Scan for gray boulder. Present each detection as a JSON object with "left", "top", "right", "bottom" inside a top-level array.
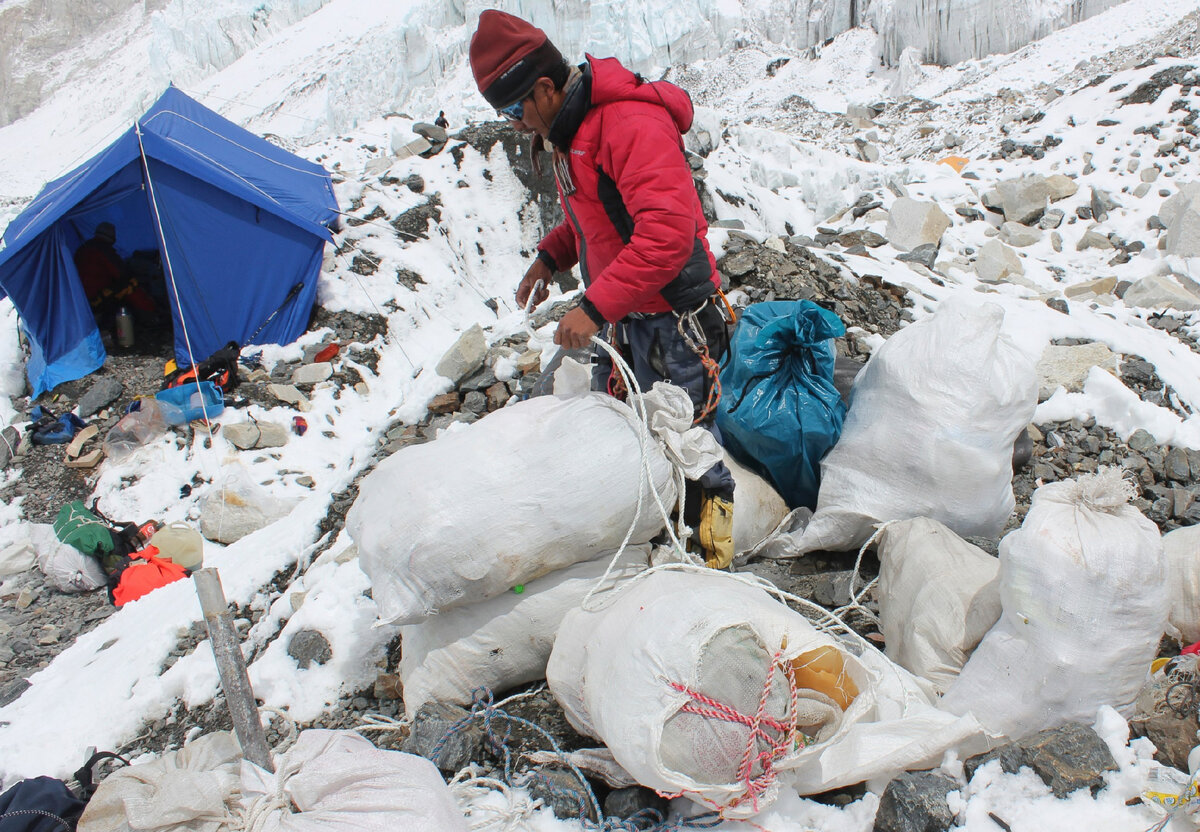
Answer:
[
  {"left": 974, "top": 239, "right": 1024, "bottom": 283},
  {"left": 435, "top": 324, "right": 488, "bottom": 384},
  {"left": 77, "top": 377, "right": 123, "bottom": 418},
  {"left": 402, "top": 702, "right": 485, "bottom": 771},
  {"left": 1123, "top": 272, "right": 1200, "bottom": 310},
  {"left": 999, "top": 222, "right": 1041, "bottom": 247},
  {"left": 287, "top": 629, "right": 331, "bottom": 669},
  {"left": 995, "top": 175, "right": 1050, "bottom": 225},
  {"left": 1035, "top": 343, "right": 1118, "bottom": 401},
  {"left": 963, "top": 722, "right": 1117, "bottom": 798},
  {"left": 885, "top": 198, "right": 950, "bottom": 251},
  {"left": 873, "top": 771, "right": 958, "bottom": 832}
]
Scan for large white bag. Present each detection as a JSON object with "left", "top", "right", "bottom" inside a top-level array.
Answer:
[
  {"left": 1164, "top": 525, "right": 1200, "bottom": 644},
  {"left": 547, "top": 570, "right": 981, "bottom": 816},
  {"left": 239, "top": 729, "right": 467, "bottom": 831},
  {"left": 30, "top": 522, "right": 108, "bottom": 592},
  {"left": 876, "top": 518, "right": 1001, "bottom": 693},
  {"left": 725, "top": 452, "right": 790, "bottom": 554},
  {"left": 399, "top": 546, "right": 651, "bottom": 714},
  {"left": 942, "top": 469, "right": 1167, "bottom": 741},
  {"left": 78, "top": 732, "right": 242, "bottom": 832},
  {"left": 347, "top": 385, "right": 719, "bottom": 625},
  {"left": 783, "top": 298, "right": 1037, "bottom": 555}
]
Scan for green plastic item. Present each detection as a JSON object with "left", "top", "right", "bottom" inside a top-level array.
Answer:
[{"left": 512, "top": 584, "right": 525, "bottom": 594}]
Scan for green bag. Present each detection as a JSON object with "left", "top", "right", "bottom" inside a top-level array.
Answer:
[{"left": 54, "top": 501, "right": 113, "bottom": 557}]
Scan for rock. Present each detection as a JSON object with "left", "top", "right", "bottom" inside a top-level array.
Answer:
[
  {"left": 838, "top": 229, "right": 887, "bottom": 248},
  {"left": 956, "top": 206, "right": 984, "bottom": 222},
  {"left": 1046, "top": 298, "right": 1069, "bottom": 315},
  {"left": 1132, "top": 711, "right": 1198, "bottom": 772},
  {"left": 1045, "top": 174, "right": 1079, "bottom": 202},
  {"left": 516, "top": 349, "right": 542, "bottom": 374},
  {"left": 1166, "top": 199, "right": 1200, "bottom": 258},
  {"left": 896, "top": 243, "right": 938, "bottom": 269},
  {"left": 885, "top": 198, "right": 950, "bottom": 251},
  {"left": 412, "top": 122, "right": 448, "bottom": 145},
  {"left": 486, "top": 382, "right": 510, "bottom": 410},
  {"left": 224, "top": 421, "right": 289, "bottom": 450},
  {"left": 995, "top": 175, "right": 1050, "bottom": 224},
  {"left": 462, "top": 391, "right": 488, "bottom": 414},
  {"left": 943, "top": 132, "right": 963, "bottom": 149},
  {"left": 1000, "top": 222, "right": 1042, "bottom": 247},
  {"left": 1134, "top": 182, "right": 1153, "bottom": 198},
  {"left": 199, "top": 476, "right": 296, "bottom": 544},
  {"left": 1141, "top": 167, "right": 1161, "bottom": 183},
  {"left": 77, "top": 377, "right": 124, "bottom": 418},
  {"left": 287, "top": 629, "right": 332, "bottom": 669},
  {"left": 1063, "top": 276, "right": 1118, "bottom": 300},
  {"left": 435, "top": 324, "right": 488, "bottom": 384},
  {"left": 1039, "top": 209, "right": 1064, "bottom": 229},
  {"left": 374, "top": 672, "right": 403, "bottom": 700},
  {"left": 711, "top": 218, "right": 747, "bottom": 230},
  {"left": 403, "top": 173, "right": 425, "bottom": 193},
  {"left": 402, "top": 702, "right": 486, "bottom": 771},
  {"left": 811, "top": 570, "right": 857, "bottom": 607},
  {"left": 1036, "top": 343, "right": 1118, "bottom": 401},
  {"left": 965, "top": 723, "right": 1116, "bottom": 798},
  {"left": 1122, "top": 272, "right": 1200, "bottom": 311},
  {"left": 427, "top": 392, "right": 460, "bottom": 415},
  {"left": 291, "top": 362, "right": 333, "bottom": 385},
  {"left": 1090, "top": 187, "right": 1118, "bottom": 223},
  {"left": 1076, "top": 228, "right": 1115, "bottom": 251},
  {"left": 974, "top": 239, "right": 1024, "bottom": 283},
  {"left": 526, "top": 768, "right": 596, "bottom": 821},
  {"left": 873, "top": 770, "right": 958, "bottom": 832},
  {"left": 1128, "top": 429, "right": 1158, "bottom": 454},
  {"left": 0, "top": 677, "right": 30, "bottom": 708},
  {"left": 604, "top": 786, "right": 669, "bottom": 823},
  {"left": 720, "top": 249, "right": 756, "bottom": 275},
  {"left": 267, "top": 384, "right": 311, "bottom": 412},
  {"left": 1159, "top": 183, "right": 1200, "bottom": 227},
  {"left": 1051, "top": 231, "right": 1063, "bottom": 253}
]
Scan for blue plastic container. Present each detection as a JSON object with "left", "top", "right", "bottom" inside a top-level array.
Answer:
[{"left": 155, "top": 381, "right": 225, "bottom": 425}]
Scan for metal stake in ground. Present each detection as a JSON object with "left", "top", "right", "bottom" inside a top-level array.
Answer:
[{"left": 194, "top": 568, "right": 274, "bottom": 772}]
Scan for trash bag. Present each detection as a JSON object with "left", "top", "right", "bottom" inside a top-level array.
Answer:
[
  {"left": 199, "top": 465, "right": 297, "bottom": 545},
  {"left": 725, "top": 451, "right": 790, "bottom": 555},
  {"left": 716, "top": 300, "right": 846, "bottom": 510},
  {"left": 238, "top": 730, "right": 467, "bottom": 831},
  {"left": 781, "top": 298, "right": 1037, "bottom": 556},
  {"left": 876, "top": 518, "right": 1001, "bottom": 693},
  {"left": 942, "top": 469, "right": 1168, "bottom": 741},
  {"left": 1164, "top": 525, "right": 1200, "bottom": 644},
  {"left": 347, "top": 384, "right": 719, "bottom": 625},
  {"left": 103, "top": 400, "right": 168, "bottom": 463},
  {"left": 78, "top": 731, "right": 241, "bottom": 832},
  {"left": 0, "top": 776, "right": 87, "bottom": 832},
  {"left": 547, "top": 569, "right": 982, "bottom": 816},
  {"left": 399, "top": 545, "right": 651, "bottom": 715},
  {"left": 31, "top": 522, "right": 107, "bottom": 592}
]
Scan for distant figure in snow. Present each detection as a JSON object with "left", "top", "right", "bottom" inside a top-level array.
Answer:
[
  {"left": 434, "top": 110, "right": 449, "bottom": 129},
  {"left": 74, "top": 221, "right": 158, "bottom": 328},
  {"left": 468, "top": 10, "right": 736, "bottom": 569}
]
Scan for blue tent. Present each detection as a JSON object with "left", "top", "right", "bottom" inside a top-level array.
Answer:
[{"left": 0, "top": 87, "right": 339, "bottom": 395}]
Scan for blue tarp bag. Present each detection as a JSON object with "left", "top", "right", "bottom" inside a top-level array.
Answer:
[
  {"left": 154, "top": 381, "right": 224, "bottom": 425},
  {"left": 716, "top": 300, "right": 847, "bottom": 510}
]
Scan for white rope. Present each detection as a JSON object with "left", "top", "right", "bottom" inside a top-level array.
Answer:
[
  {"left": 831, "top": 521, "right": 894, "bottom": 627},
  {"left": 450, "top": 766, "right": 542, "bottom": 832},
  {"left": 136, "top": 122, "right": 215, "bottom": 435},
  {"left": 353, "top": 712, "right": 411, "bottom": 734}
]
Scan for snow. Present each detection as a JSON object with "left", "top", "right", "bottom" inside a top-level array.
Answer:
[{"left": 2, "top": 0, "right": 1200, "bottom": 829}]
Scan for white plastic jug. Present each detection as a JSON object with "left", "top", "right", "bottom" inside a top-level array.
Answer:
[{"left": 150, "top": 523, "right": 204, "bottom": 569}]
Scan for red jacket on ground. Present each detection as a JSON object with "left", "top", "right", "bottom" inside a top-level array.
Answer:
[{"left": 537, "top": 55, "right": 719, "bottom": 323}]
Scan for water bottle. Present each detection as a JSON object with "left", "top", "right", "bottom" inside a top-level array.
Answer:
[{"left": 115, "top": 306, "right": 134, "bottom": 348}]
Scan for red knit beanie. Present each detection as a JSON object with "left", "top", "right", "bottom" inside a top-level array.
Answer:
[{"left": 470, "top": 10, "right": 564, "bottom": 109}]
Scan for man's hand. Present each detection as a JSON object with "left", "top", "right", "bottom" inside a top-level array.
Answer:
[
  {"left": 554, "top": 307, "right": 601, "bottom": 350},
  {"left": 516, "top": 258, "right": 552, "bottom": 309}
]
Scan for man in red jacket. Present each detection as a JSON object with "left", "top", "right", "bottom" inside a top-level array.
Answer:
[{"left": 470, "top": 10, "right": 735, "bottom": 568}]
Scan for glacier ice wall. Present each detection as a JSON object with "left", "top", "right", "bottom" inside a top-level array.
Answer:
[
  {"left": 0, "top": 0, "right": 332, "bottom": 128},
  {"left": 868, "top": 0, "right": 1128, "bottom": 67}
]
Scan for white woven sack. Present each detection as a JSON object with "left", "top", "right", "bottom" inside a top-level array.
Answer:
[
  {"left": 783, "top": 298, "right": 1036, "bottom": 556},
  {"left": 942, "top": 469, "right": 1167, "bottom": 741},
  {"left": 548, "top": 570, "right": 981, "bottom": 816},
  {"left": 348, "top": 385, "right": 719, "bottom": 625},
  {"left": 1164, "top": 525, "right": 1200, "bottom": 644},
  {"left": 31, "top": 522, "right": 107, "bottom": 592},
  {"left": 876, "top": 518, "right": 1001, "bottom": 693},
  {"left": 399, "top": 545, "right": 651, "bottom": 714},
  {"left": 78, "top": 731, "right": 242, "bottom": 832},
  {"left": 725, "top": 452, "right": 790, "bottom": 554},
  {"left": 239, "top": 729, "right": 466, "bottom": 831}
]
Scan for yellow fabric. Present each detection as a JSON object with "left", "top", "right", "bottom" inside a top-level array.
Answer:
[{"left": 699, "top": 494, "right": 734, "bottom": 569}]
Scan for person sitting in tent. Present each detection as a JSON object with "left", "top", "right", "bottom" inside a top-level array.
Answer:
[{"left": 74, "top": 222, "right": 158, "bottom": 327}]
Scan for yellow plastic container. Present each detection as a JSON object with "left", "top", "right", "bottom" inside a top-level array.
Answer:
[{"left": 150, "top": 523, "right": 204, "bottom": 569}]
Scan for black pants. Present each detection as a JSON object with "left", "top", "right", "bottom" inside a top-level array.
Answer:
[{"left": 591, "top": 301, "right": 735, "bottom": 500}]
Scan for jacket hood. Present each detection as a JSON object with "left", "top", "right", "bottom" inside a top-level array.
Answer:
[{"left": 586, "top": 55, "right": 694, "bottom": 134}]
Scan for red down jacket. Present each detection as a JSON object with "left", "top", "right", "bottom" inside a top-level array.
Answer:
[{"left": 536, "top": 55, "right": 719, "bottom": 323}]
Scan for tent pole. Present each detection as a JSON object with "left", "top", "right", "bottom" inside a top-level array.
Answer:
[{"left": 136, "top": 122, "right": 214, "bottom": 433}]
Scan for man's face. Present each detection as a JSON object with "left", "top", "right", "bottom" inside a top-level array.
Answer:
[{"left": 500, "top": 78, "right": 557, "bottom": 139}]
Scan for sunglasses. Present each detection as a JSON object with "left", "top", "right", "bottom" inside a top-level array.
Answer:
[{"left": 498, "top": 99, "right": 525, "bottom": 121}]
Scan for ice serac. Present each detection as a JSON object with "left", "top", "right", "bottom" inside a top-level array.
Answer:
[{"left": 869, "top": 0, "right": 1128, "bottom": 67}]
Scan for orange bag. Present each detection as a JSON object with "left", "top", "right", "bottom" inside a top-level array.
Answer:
[{"left": 111, "top": 545, "right": 189, "bottom": 607}]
